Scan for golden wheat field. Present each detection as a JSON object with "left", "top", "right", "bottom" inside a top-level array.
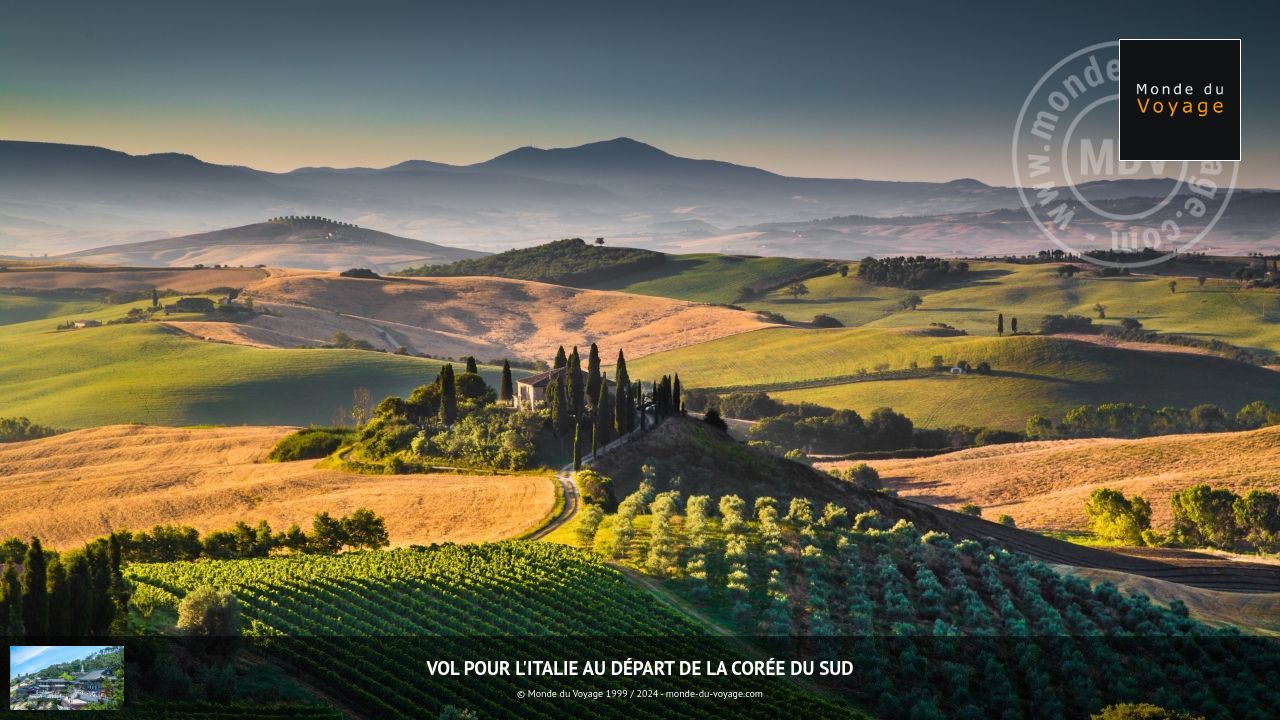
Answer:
[
  {"left": 817, "top": 426, "right": 1280, "bottom": 531},
  {"left": 170, "top": 270, "right": 776, "bottom": 362},
  {"left": 0, "top": 425, "right": 555, "bottom": 548}
]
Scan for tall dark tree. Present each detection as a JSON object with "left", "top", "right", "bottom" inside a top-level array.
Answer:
[
  {"left": 21, "top": 537, "right": 48, "bottom": 637},
  {"left": 614, "top": 350, "right": 631, "bottom": 435},
  {"left": 567, "top": 347, "right": 585, "bottom": 418},
  {"left": 1011, "top": 317, "right": 1018, "bottom": 334},
  {"left": 88, "top": 544, "right": 113, "bottom": 636},
  {"left": 586, "top": 344, "right": 602, "bottom": 409},
  {"left": 553, "top": 346, "right": 567, "bottom": 369},
  {"left": 151, "top": 287, "right": 159, "bottom": 308},
  {"left": 548, "top": 374, "right": 571, "bottom": 436},
  {"left": 593, "top": 373, "right": 612, "bottom": 454},
  {"left": 499, "top": 360, "right": 514, "bottom": 404},
  {"left": 66, "top": 552, "right": 92, "bottom": 637},
  {"left": 997, "top": 313, "right": 1004, "bottom": 336},
  {"left": 46, "top": 557, "right": 69, "bottom": 636},
  {"left": 673, "top": 374, "right": 683, "bottom": 414},
  {"left": 572, "top": 420, "right": 582, "bottom": 471},
  {"left": 465, "top": 356, "right": 479, "bottom": 374},
  {"left": 438, "top": 364, "right": 457, "bottom": 425},
  {"left": 637, "top": 382, "right": 648, "bottom": 431},
  {"left": 1, "top": 565, "right": 22, "bottom": 636}
]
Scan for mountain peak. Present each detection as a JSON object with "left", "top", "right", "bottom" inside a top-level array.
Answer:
[{"left": 479, "top": 137, "right": 672, "bottom": 167}]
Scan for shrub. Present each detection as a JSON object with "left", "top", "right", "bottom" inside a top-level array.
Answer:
[
  {"left": 974, "top": 428, "right": 1022, "bottom": 446},
  {"left": 575, "top": 470, "right": 615, "bottom": 508},
  {"left": 996, "top": 514, "right": 1016, "bottom": 527},
  {"left": 1085, "top": 488, "right": 1152, "bottom": 544},
  {"left": 177, "top": 586, "right": 241, "bottom": 636},
  {"left": 811, "top": 313, "right": 844, "bottom": 328},
  {"left": 702, "top": 408, "right": 729, "bottom": 432},
  {"left": 957, "top": 504, "right": 982, "bottom": 517},
  {"left": 1039, "top": 314, "right": 1094, "bottom": 334},
  {"left": 267, "top": 427, "right": 353, "bottom": 462}
]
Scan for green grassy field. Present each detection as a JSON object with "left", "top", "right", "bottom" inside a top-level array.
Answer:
[
  {"left": 0, "top": 293, "right": 107, "bottom": 325},
  {"left": 0, "top": 308, "right": 505, "bottom": 428},
  {"left": 631, "top": 327, "right": 1280, "bottom": 429},
  {"left": 586, "top": 253, "right": 829, "bottom": 304},
  {"left": 742, "top": 262, "right": 1280, "bottom": 352}
]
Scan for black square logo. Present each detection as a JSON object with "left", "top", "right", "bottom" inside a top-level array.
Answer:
[{"left": 1119, "top": 39, "right": 1240, "bottom": 161}]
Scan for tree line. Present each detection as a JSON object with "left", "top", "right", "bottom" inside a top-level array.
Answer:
[
  {"left": 856, "top": 256, "right": 970, "bottom": 289},
  {"left": 118, "top": 508, "right": 390, "bottom": 563},
  {"left": 0, "top": 535, "right": 126, "bottom": 638},
  {"left": 1086, "top": 485, "right": 1280, "bottom": 551},
  {"left": 1027, "top": 400, "right": 1280, "bottom": 440}
]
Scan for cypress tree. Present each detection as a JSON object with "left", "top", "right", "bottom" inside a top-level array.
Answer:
[
  {"left": 614, "top": 350, "right": 631, "bottom": 435},
  {"left": 151, "top": 287, "right": 159, "bottom": 308},
  {"left": 638, "top": 382, "right": 648, "bottom": 431},
  {"left": 67, "top": 552, "right": 92, "bottom": 637},
  {"left": 465, "top": 356, "right": 479, "bottom": 374},
  {"left": 673, "top": 374, "right": 682, "bottom": 415},
  {"left": 572, "top": 421, "right": 582, "bottom": 471},
  {"left": 567, "top": 347, "right": 585, "bottom": 419},
  {"left": 548, "top": 374, "right": 571, "bottom": 436},
  {"left": 499, "top": 360, "right": 514, "bottom": 404},
  {"left": 586, "top": 343, "right": 602, "bottom": 409},
  {"left": 1011, "top": 318, "right": 1018, "bottom": 334},
  {"left": 553, "top": 346, "right": 567, "bottom": 369},
  {"left": 997, "top": 313, "right": 1004, "bottom": 336},
  {"left": 2, "top": 565, "right": 22, "bottom": 636},
  {"left": 438, "top": 364, "right": 457, "bottom": 425},
  {"left": 594, "top": 373, "right": 612, "bottom": 452},
  {"left": 21, "top": 537, "right": 48, "bottom": 637},
  {"left": 46, "top": 557, "right": 69, "bottom": 636},
  {"left": 88, "top": 544, "right": 113, "bottom": 637}
]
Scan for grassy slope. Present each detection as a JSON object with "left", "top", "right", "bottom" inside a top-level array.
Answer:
[
  {"left": 585, "top": 253, "right": 829, "bottom": 304},
  {"left": 631, "top": 327, "right": 1280, "bottom": 429},
  {"left": 0, "top": 305, "right": 500, "bottom": 427},
  {"left": 823, "top": 424, "right": 1280, "bottom": 532},
  {"left": 0, "top": 294, "right": 106, "bottom": 324},
  {"left": 745, "top": 262, "right": 1280, "bottom": 352}
]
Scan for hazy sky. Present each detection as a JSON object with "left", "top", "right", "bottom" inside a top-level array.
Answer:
[{"left": 2, "top": 0, "right": 1277, "bottom": 185}]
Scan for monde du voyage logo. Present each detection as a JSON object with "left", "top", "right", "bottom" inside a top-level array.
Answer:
[{"left": 1013, "top": 39, "right": 1242, "bottom": 268}]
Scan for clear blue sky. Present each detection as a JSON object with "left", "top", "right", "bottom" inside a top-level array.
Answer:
[
  {"left": 10, "top": 646, "right": 112, "bottom": 679},
  {"left": 2, "top": 0, "right": 1276, "bottom": 185}
]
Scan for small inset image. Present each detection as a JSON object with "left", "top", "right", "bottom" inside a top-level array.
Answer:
[{"left": 9, "top": 645, "right": 123, "bottom": 711}]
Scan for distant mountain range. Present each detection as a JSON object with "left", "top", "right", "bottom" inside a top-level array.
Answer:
[
  {"left": 1, "top": 138, "right": 1276, "bottom": 260},
  {"left": 59, "top": 218, "right": 486, "bottom": 272}
]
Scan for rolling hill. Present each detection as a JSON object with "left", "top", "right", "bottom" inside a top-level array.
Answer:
[
  {"left": 176, "top": 270, "right": 778, "bottom": 363},
  {"left": 0, "top": 425, "right": 555, "bottom": 548},
  {"left": 629, "top": 327, "right": 1280, "bottom": 429},
  {"left": 0, "top": 306, "right": 497, "bottom": 427},
  {"left": 59, "top": 218, "right": 485, "bottom": 272},
  {"left": 819, "top": 425, "right": 1280, "bottom": 532}
]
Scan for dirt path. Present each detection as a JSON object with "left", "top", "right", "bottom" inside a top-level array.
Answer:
[{"left": 525, "top": 466, "right": 578, "bottom": 540}]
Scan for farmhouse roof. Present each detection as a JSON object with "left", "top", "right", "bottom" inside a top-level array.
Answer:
[
  {"left": 516, "top": 367, "right": 618, "bottom": 389},
  {"left": 516, "top": 368, "right": 563, "bottom": 388}
]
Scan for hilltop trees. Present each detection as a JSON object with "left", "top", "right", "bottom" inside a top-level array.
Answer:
[
  {"left": 858, "top": 256, "right": 969, "bottom": 288},
  {"left": 438, "top": 364, "right": 458, "bottom": 425},
  {"left": 997, "top": 313, "right": 1004, "bottom": 335}
]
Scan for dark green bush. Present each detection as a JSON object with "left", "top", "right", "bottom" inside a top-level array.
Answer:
[{"left": 267, "top": 427, "right": 355, "bottom": 462}]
